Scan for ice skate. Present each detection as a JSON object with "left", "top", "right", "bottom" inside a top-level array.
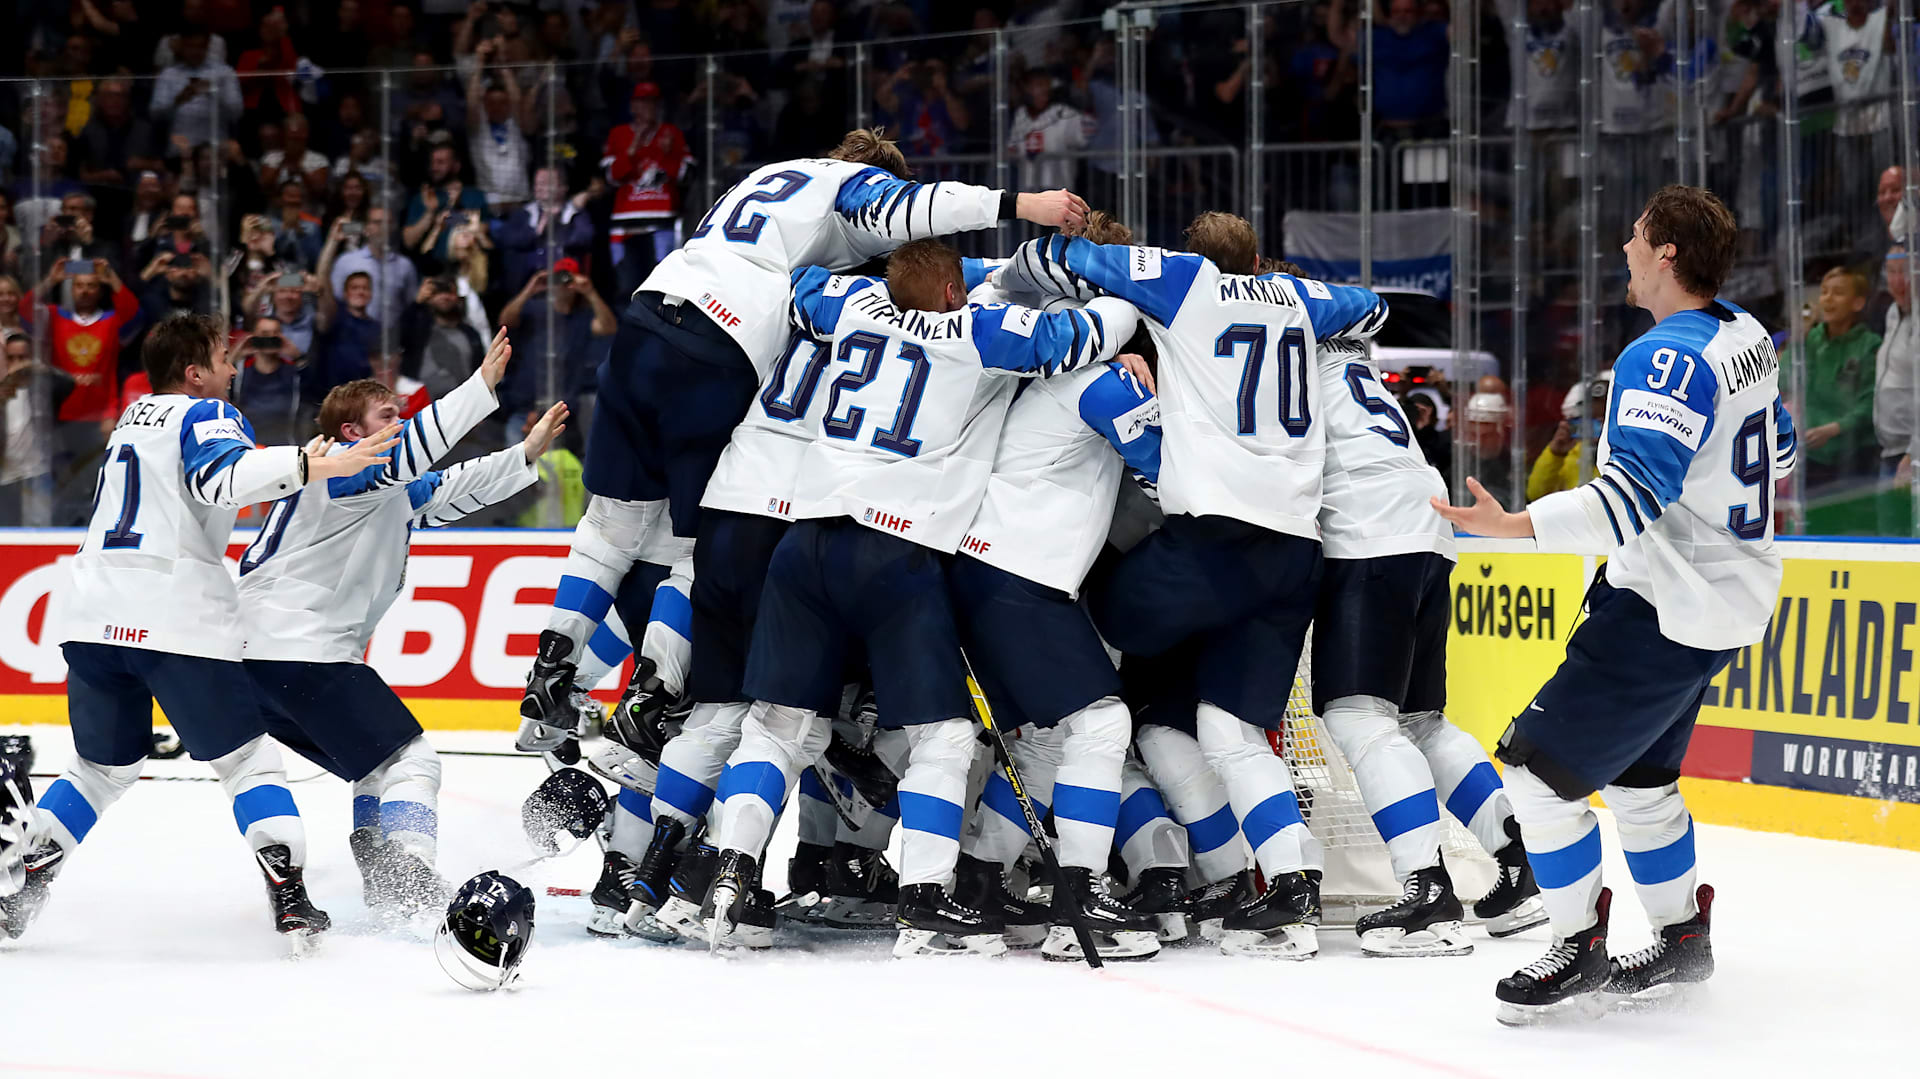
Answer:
[
  {"left": 776, "top": 840, "right": 832, "bottom": 923},
  {"left": 1121, "top": 866, "right": 1193, "bottom": 943},
  {"left": 587, "top": 850, "right": 675, "bottom": 941},
  {"left": 1475, "top": 822, "right": 1548, "bottom": 938},
  {"left": 1606, "top": 884, "right": 1714, "bottom": 1007},
  {"left": 518, "top": 630, "right": 585, "bottom": 757},
  {"left": 605, "top": 657, "right": 683, "bottom": 765},
  {"left": 368, "top": 846, "right": 446, "bottom": 918},
  {"left": 0, "top": 842, "right": 63, "bottom": 941},
  {"left": 700, "top": 850, "right": 773, "bottom": 951},
  {"left": 348, "top": 826, "right": 382, "bottom": 908},
  {"left": 892, "top": 883, "right": 1007, "bottom": 958},
  {"left": 1356, "top": 864, "right": 1473, "bottom": 957},
  {"left": 257, "top": 845, "right": 330, "bottom": 956},
  {"left": 820, "top": 841, "right": 899, "bottom": 929},
  {"left": 1218, "top": 870, "right": 1320, "bottom": 960},
  {"left": 1042, "top": 866, "right": 1161, "bottom": 961},
  {"left": 655, "top": 840, "right": 717, "bottom": 940},
  {"left": 1495, "top": 888, "right": 1613, "bottom": 1026},
  {"left": 1188, "top": 870, "right": 1254, "bottom": 943},
  {"left": 952, "top": 852, "right": 1048, "bottom": 947}
]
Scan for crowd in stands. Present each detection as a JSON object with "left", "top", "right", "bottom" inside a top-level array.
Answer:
[{"left": 0, "top": 0, "right": 1911, "bottom": 533}]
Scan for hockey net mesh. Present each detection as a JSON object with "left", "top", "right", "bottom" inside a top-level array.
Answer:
[{"left": 1273, "top": 636, "right": 1495, "bottom": 923}]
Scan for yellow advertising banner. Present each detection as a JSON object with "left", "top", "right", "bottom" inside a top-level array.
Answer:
[{"left": 1442, "top": 546, "right": 1591, "bottom": 747}]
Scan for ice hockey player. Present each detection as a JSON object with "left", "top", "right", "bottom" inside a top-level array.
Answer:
[
  {"left": 1005, "top": 212, "right": 1377, "bottom": 959},
  {"left": 1434, "top": 186, "right": 1796, "bottom": 1022},
  {"left": 520, "top": 127, "right": 1090, "bottom": 745},
  {"left": 237, "top": 328, "right": 567, "bottom": 915},
  {"left": 3, "top": 314, "right": 397, "bottom": 948},
  {"left": 1251, "top": 257, "right": 1545, "bottom": 955},
  {"left": 702, "top": 240, "right": 1141, "bottom": 958},
  {"left": 945, "top": 213, "right": 1163, "bottom": 960}
]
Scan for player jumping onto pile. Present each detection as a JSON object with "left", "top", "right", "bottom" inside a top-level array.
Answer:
[{"left": 1435, "top": 186, "right": 1797, "bottom": 1022}]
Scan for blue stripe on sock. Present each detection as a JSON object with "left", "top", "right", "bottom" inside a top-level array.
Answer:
[
  {"left": 896, "top": 790, "right": 964, "bottom": 840},
  {"left": 654, "top": 765, "right": 715, "bottom": 820},
  {"left": 651, "top": 585, "right": 692, "bottom": 641},
  {"left": 1370, "top": 789, "right": 1441, "bottom": 842},
  {"left": 1186, "top": 803, "right": 1239, "bottom": 853},
  {"left": 231, "top": 785, "right": 300, "bottom": 835},
  {"left": 1052, "top": 782, "right": 1121, "bottom": 826},
  {"left": 586, "top": 620, "right": 632, "bottom": 667},
  {"left": 1529, "top": 824, "right": 1603, "bottom": 890},
  {"left": 40, "top": 778, "right": 97, "bottom": 844},
  {"left": 798, "top": 768, "right": 830, "bottom": 803},
  {"left": 555, "top": 576, "right": 616, "bottom": 622},
  {"left": 1115, "top": 786, "right": 1170, "bottom": 845},
  {"left": 981, "top": 773, "right": 1042, "bottom": 834},
  {"left": 1240, "top": 791, "right": 1305, "bottom": 854},
  {"left": 617, "top": 786, "right": 653, "bottom": 823},
  {"left": 718, "top": 761, "right": 786, "bottom": 812},
  {"left": 1623, "top": 819, "right": 1696, "bottom": 886},
  {"left": 1445, "top": 761, "right": 1502, "bottom": 826},
  {"left": 381, "top": 800, "right": 437, "bottom": 838},
  {"left": 352, "top": 794, "right": 379, "bottom": 831}
]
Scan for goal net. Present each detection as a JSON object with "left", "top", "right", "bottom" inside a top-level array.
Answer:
[{"left": 1273, "top": 637, "right": 1496, "bottom": 925}]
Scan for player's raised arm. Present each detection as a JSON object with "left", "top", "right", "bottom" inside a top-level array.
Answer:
[
  {"left": 405, "top": 400, "right": 566, "bottom": 527},
  {"left": 1076, "top": 360, "right": 1163, "bottom": 484},
  {"left": 1003, "top": 235, "right": 1203, "bottom": 327},
  {"left": 971, "top": 296, "right": 1142, "bottom": 378},
  {"left": 325, "top": 329, "right": 516, "bottom": 500},
  {"left": 1268, "top": 272, "right": 1391, "bottom": 342},
  {"left": 833, "top": 160, "right": 1086, "bottom": 244},
  {"left": 789, "top": 266, "right": 880, "bottom": 342}
]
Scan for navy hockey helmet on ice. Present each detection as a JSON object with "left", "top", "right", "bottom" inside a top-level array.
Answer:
[
  {"left": 521, "top": 767, "right": 608, "bottom": 855},
  {"left": 435, "top": 871, "right": 537, "bottom": 991}
]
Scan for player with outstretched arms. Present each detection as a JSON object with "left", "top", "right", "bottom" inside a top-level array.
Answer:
[
  {"left": 0, "top": 314, "right": 398, "bottom": 950},
  {"left": 1258, "top": 258, "right": 1547, "bottom": 955},
  {"left": 700, "top": 240, "right": 1141, "bottom": 957},
  {"left": 236, "top": 330, "right": 567, "bottom": 915},
  {"left": 1003, "top": 213, "right": 1382, "bottom": 958},
  {"left": 1435, "top": 186, "right": 1797, "bottom": 1022},
  {"left": 518, "top": 129, "right": 1090, "bottom": 747}
]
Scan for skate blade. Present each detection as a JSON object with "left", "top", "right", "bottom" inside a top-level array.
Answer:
[
  {"left": 585, "top": 904, "right": 630, "bottom": 938},
  {"left": 892, "top": 929, "right": 1009, "bottom": 959},
  {"left": 821, "top": 898, "right": 897, "bottom": 930},
  {"left": 1040, "top": 925, "right": 1161, "bottom": 962},
  {"left": 1495, "top": 990, "right": 1609, "bottom": 1027},
  {"left": 586, "top": 744, "right": 659, "bottom": 793},
  {"left": 655, "top": 897, "right": 705, "bottom": 939},
  {"left": 1196, "top": 917, "right": 1226, "bottom": 944},
  {"left": 622, "top": 902, "right": 681, "bottom": 943},
  {"left": 281, "top": 928, "right": 323, "bottom": 959},
  {"left": 1001, "top": 922, "right": 1048, "bottom": 949},
  {"left": 1154, "top": 913, "right": 1193, "bottom": 944},
  {"left": 1484, "top": 896, "right": 1550, "bottom": 939},
  {"left": 1218, "top": 924, "right": 1318, "bottom": 960},
  {"left": 1359, "top": 921, "right": 1474, "bottom": 958},
  {"left": 1604, "top": 980, "right": 1708, "bottom": 1014}
]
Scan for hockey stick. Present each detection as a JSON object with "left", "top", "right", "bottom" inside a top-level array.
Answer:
[
  {"left": 960, "top": 650, "right": 1104, "bottom": 970},
  {"left": 807, "top": 764, "right": 869, "bottom": 831}
]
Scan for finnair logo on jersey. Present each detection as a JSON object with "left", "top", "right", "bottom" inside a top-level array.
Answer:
[
  {"left": 192, "top": 417, "right": 246, "bottom": 445},
  {"left": 102, "top": 625, "right": 149, "bottom": 644},
  {"left": 960, "top": 534, "right": 992, "bottom": 555},
  {"left": 862, "top": 507, "right": 913, "bottom": 534},
  {"left": 700, "top": 292, "right": 741, "bottom": 328},
  {"left": 1129, "top": 247, "right": 1164, "bottom": 281},
  {"left": 1115, "top": 399, "right": 1160, "bottom": 442},
  {"left": 1616, "top": 389, "right": 1706, "bottom": 450}
]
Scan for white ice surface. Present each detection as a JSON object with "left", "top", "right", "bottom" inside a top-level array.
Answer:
[{"left": 1, "top": 724, "right": 1913, "bottom": 1079}]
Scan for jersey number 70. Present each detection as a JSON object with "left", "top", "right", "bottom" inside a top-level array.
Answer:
[{"left": 1217, "top": 324, "right": 1311, "bottom": 437}]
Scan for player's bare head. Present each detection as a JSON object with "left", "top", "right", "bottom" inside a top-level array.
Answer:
[
  {"left": 1262, "top": 258, "right": 1306, "bottom": 276},
  {"left": 829, "top": 128, "right": 911, "bottom": 181},
  {"left": 1184, "top": 212, "right": 1258, "bottom": 275},
  {"left": 886, "top": 238, "right": 967, "bottom": 312},
  {"left": 1633, "top": 185, "right": 1737, "bottom": 299},
  {"left": 319, "top": 378, "right": 403, "bottom": 442},
  {"left": 145, "top": 313, "right": 230, "bottom": 397},
  {"left": 1079, "top": 210, "right": 1133, "bottom": 246}
]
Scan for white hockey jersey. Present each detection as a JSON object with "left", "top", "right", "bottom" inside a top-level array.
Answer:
[
  {"left": 1007, "top": 236, "right": 1388, "bottom": 541},
  {"left": 1315, "top": 333, "right": 1456, "bottom": 562},
  {"left": 642, "top": 157, "right": 1009, "bottom": 372},
  {"left": 236, "top": 372, "right": 536, "bottom": 664},
  {"left": 781, "top": 266, "right": 1141, "bottom": 554},
  {"left": 59, "top": 395, "right": 308, "bottom": 661},
  {"left": 1530, "top": 301, "right": 1799, "bottom": 650}
]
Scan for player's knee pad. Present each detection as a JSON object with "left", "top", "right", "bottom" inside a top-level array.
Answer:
[
  {"left": 1320, "top": 694, "right": 1403, "bottom": 766},
  {"left": 1502, "top": 764, "right": 1595, "bottom": 848},
  {"left": 378, "top": 737, "right": 442, "bottom": 798},
  {"left": 904, "top": 717, "right": 978, "bottom": 776},
  {"left": 1010, "top": 722, "right": 1064, "bottom": 770},
  {"left": 207, "top": 735, "right": 287, "bottom": 791},
  {"left": 679, "top": 701, "right": 750, "bottom": 761},
  {"left": 571, "top": 496, "right": 662, "bottom": 571},
  {"left": 1494, "top": 722, "right": 1599, "bottom": 802},
  {"left": 755, "top": 703, "right": 832, "bottom": 767},
  {"left": 639, "top": 557, "right": 695, "bottom": 695},
  {"left": 1193, "top": 702, "right": 1271, "bottom": 774},
  {"left": 1060, "top": 696, "right": 1130, "bottom": 767}
]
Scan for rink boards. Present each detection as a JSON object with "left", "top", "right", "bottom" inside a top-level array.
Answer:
[{"left": 0, "top": 530, "right": 1916, "bottom": 850}]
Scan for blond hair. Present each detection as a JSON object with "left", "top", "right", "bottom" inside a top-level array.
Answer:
[
  {"left": 318, "top": 378, "right": 401, "bottom": 440},
  {"left": 1185, "top": 212, "right": 1258, "bottom": 275},
  {"left": 885, "top": 239, "right": 965, "bottom": 311},
  {"left": 829, "top": 128, "right": 911, "bottom": 180},
  {"left": 1081, "top": 210, "right": 1133, "bottom": 246}
]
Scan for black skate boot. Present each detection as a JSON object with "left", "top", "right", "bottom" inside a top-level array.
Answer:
[
  {"left": 654, "top": 838, "right": 717, "bottom": 939},
  {"left": 1475, "top": 819, "right": 1548, "bottom": 937},
  {"left": 518, "top": 630, "right": 583, "bottom": 762},
  {"left": 893, "top": 882, "right": 1007, "bottom": 958},
  {"left": 700, "top": 849, "right": 770, "bottom": 951},
  {"left": 1495, "top": 888, "right": 1613, "bottom": 1025},
  {"left": 606, "top": 657, "right": 682, "bottom": 766},
  {"left": 776, "top": 840, "right": 833, "bottom": 923},
  {"left": 1044, "top": 866, "right": 1161, "bottom": 962},
  {"left": 0, "top": 842, "right": 64, "bottom": 941},
  {"left": 1606, "top": 884, "right": 1715, "bottom": 1004},
  {"left": 952, "top": 852, "right": 1049, "bottom": 947},
  {"left": 348, "top": 826, "right": 382, "bottom": 908},
  {"left": 1122, "top": 866, "right": 1194, "bottom": 943},
  {"left": 1218, "top": 869, "right": 1321, "bottom": 959},
  {"left": 257, "top": 845, "right": 331, "bottom": 955},
  {"left": 1356, "top": 863, "right": 1473, "bottom": 957},
  {"left": 1187, "top": 870, "right": 1255, "bottom": 943},
  {"left": 823, "top": 732, "right": 898, "bottom": 809},
  {"left": 822, "top": 841, "right": 900, "bottom": 930},
  {"left": 632, "top": 816, "right": 686, "bottom": 911},
  {"left": 368, "top": 846, "right": 446, "bottom": 917},
  {"left": 587, "top": 850, "right": 642, "bottom": 938}
]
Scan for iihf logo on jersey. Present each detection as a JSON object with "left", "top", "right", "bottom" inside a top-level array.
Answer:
[
  {"left": 102, "top": 624, "right": 149, "bottom": 644},
  {"left": 766, "top": 497, "right": 791, "bottom": 516},
  {"left": 862, "top": 507, "right": 912, "bottom": 534}
]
